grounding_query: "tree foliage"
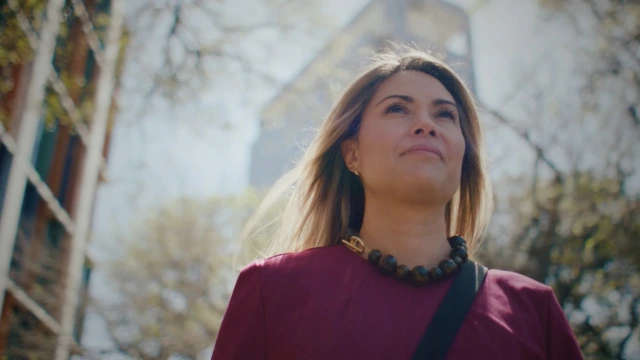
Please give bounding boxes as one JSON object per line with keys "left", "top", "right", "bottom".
{"left": 0, "top": 0, "right": 127, "bottom": 129}
{"left": 478, "top": 172, "right": 639, "bottom": 358}
{"left": 93, "top": 191, "right": 267, "bottom": 359}
{"left": 477, "top": 1, "right": 640, "bottom": 358}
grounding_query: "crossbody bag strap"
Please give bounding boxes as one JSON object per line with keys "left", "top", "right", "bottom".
{"left": 411, "top": 260, "right": 488, "bottom": 360}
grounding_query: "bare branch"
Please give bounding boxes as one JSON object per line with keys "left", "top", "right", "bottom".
{"left": 618, "top": 296, "right": 640, "bottom": 359}
{"left": 583, "top": 0, "right": 640, "bottom": 70}
{"left": 480, "top": 103, "right": 563, "bottom": 178}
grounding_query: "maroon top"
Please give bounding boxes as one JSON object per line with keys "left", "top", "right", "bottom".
{"left": 211, "top": 244, "right": 583, "bottom": 360}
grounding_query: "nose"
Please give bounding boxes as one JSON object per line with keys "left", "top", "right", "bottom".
{"left": 412, "top": 111, "right": 437, "bottom": 137}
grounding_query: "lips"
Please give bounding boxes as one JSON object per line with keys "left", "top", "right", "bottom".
{"left": 403, "top": 143, "right": 444, "bottom": 160}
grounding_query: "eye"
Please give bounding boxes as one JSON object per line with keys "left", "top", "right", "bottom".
{"left": 385, "top": 102, "right": 408, "bottom": 114}
{"left": 437, "top": 109, "right": 457, "bottom": 121}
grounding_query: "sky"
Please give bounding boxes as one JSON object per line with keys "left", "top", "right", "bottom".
{"left": 91, "top": 0, "right": 565, "bottom": 256}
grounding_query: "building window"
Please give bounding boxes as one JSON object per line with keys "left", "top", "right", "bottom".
{"left": 0, "top": 144, "right": 12, "bottom": 214}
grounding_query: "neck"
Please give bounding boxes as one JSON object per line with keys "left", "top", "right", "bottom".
{"left": 357, "top": 196, "right": 450, "bottom": 269}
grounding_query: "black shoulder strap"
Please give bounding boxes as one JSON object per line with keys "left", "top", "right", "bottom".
{"left": 411, "top": 260, "right": 488, "bottom": 360}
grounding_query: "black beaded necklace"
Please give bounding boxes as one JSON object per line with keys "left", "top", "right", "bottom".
{"left": 341, "top": 233, "right": 469, "bottom": 287}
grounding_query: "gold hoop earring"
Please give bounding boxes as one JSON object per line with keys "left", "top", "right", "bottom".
{"left": 354, "top": 170, "right": 360, "bottom": 176}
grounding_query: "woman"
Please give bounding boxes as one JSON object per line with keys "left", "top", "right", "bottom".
{"left": 211, "top": 48, "right": 583, "bottom": 359}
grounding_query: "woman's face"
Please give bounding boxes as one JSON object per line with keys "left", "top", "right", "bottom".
{"left": 344, "top": 70, "right": 466, "bottom": 204}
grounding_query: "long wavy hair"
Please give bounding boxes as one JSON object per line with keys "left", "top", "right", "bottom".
{"left": 243, "top": 47, "right": 493, "bottom": 259}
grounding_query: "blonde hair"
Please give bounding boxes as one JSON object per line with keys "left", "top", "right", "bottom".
{"left": 244, "top": 47, "right": 493, "bottom": 259}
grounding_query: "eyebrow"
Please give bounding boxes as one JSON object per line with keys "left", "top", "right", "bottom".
{"left": 375, "top": 95, "right": 457, "bottom": 108}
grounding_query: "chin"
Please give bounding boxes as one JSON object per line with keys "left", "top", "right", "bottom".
{"left": 400, "top": 175, "right": 446, "bottom": 193}
{"left": 408, "top": 168, "right": 445, "bottom": 185}
{"left": 401, "top": 168, "right": 456, "bottom": 193}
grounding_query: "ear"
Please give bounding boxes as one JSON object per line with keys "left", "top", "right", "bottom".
{"left": 341, "top": 138, "right": 360, "bottom": 172}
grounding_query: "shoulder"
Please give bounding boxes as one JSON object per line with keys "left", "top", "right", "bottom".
{"left": 485, "top": 268, "right": 551, "bottom": 293}
{"left": 238, "top": 244, "right": 352, "bottom": 286}
{"left": 234, "top": 244, "right": 359, "bottom": 315}
{"left": 475, "top": 268, "right": 558, "bottom": 333}
{"left": 482, "top": 268, "right": 556, "bottom": 308}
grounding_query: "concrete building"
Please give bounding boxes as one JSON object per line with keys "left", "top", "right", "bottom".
{"left": 250, "top": 0, "right": 475, "bottom": 188}
{"left": 0, "top": 0, "right": 124, "bottom": 358}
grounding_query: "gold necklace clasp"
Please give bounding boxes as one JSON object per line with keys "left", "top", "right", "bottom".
{"left": 341, "top": 235, "right": 366, "bottom": 255}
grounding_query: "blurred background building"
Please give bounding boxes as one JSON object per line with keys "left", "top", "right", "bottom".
{"left": 0, "top": 0, "right": 124, "bottom": 358}
{"left": 251, "top": 0, "right": 474, "bottom": 187}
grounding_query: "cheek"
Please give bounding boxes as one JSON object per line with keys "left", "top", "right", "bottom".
{"left": 358, "top": 123, "right": 399, "bottom": 165}
{"left": 446, "top": 130, "right": 466, "bottom": 173}
{"left": 453, "top": 134, "right": 466, "bottom": 163}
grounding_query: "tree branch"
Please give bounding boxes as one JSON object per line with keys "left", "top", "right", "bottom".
{"left": 481, "top": 103, "right": 563, "bottom": 178}
{"left": 583, "top": 0, "right": 640, "bottom": 70}
{"left": 618, "top": 295, "right": 640, "bottom": 359}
